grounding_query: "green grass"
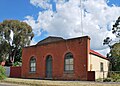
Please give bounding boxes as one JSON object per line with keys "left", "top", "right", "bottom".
{"left": 0, "top": 78, "right": 120, "bottom": 86}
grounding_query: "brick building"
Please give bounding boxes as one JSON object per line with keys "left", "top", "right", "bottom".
{"left": 21, "top": 36, "right": 109, "bottom": 80}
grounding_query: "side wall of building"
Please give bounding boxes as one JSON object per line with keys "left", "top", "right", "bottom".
{"left": 88, "top": 54, "right": 109, "bottom": 79}
{"left": 21, "top": 36, "right": 90, "bottom": 80}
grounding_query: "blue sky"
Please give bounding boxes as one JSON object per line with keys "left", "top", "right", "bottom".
{"left": 0, "top": 0, "right": 56, "bottom": 22}
{"left": 0, "top": 0, "right": 40, "bottom": 22}
{"left": 0, "top": 0, "right": 120, "bottom": 55}
{"left": 0, "top": 0, "right": 55, "bottom": 41}
{"left": 107, "top": 0, "right": 120, "bottom": 6}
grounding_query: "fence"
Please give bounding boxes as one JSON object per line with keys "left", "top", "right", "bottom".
{"left": 4, "top": 66, "right": 21, "bottom": 78}
{"left": 4, "top": 66, "right": 10, "bottom": 77}
{"left": 3, "top": 67, "right": 120, "bottom": 81}
{"left": 87, "top": 71, "right": 95, "bottom": 81}
{"left": 10, "top": 66, "right": 21, "bottom": 78}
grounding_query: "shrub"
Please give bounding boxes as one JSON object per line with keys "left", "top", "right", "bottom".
{"left": 96, "top": 78, "right": 103, "bottom": 82}
{"left": 13, "top": 61, "right": 22, "bottom": 66}
{"left": 116, "top": 79, "right": 120, "bottom": 82}
{"left": 0, "top": 65, "right": 6, "bottom": 80}
{"left": 0, "top": 57, "right": 3, "bottom": 62}
{"left": 103, "top": 78, "right": 112, "bottom": 82}
{"left": 110, "top": 73, "right": 120, "bottom": 82}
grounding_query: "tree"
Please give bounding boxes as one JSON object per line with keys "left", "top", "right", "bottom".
{"left": 0, "top": 20, "right": 34, "bottom": 66}
{"left": 103, "top": 16, "right": 120, "bottom": 71}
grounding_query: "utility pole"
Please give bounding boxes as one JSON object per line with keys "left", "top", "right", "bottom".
{"left": 80, "top": 0, "right": 83, "bottom": 35}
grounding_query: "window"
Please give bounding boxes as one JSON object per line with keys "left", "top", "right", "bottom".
{"left": 100, "top": 62, "right": 104, "bottom": 72}
{"left": 30, "top": 57, "right": 36, "bottom": 72}
{"left": 64, "top": 52, "right": 74, "bottom": 72}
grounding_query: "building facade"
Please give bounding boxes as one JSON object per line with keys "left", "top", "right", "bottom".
{"left": 21, "top": 36, "right": 109, "bottom": 80}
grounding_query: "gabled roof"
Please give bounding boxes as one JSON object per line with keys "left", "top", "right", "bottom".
{"left": 36, "top": 36, "right": 90, "bottom": 46}
{"left": 90, "top": 49, "right": 109, "bottom": 60}
{"left": 37, "top": 36, "right": 65, "bottom": 45}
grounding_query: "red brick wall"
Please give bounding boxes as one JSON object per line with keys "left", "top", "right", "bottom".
{"left": 10, "top": 66, "right": 21, "bottom": 78}
{"left": 21, "top": 36, "right": 90, "bottom": 80}
{"left": 87, "top": 71, "right": 95, "bottom": 81}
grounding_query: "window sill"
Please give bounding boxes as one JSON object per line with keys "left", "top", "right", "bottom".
{"left": 29, "top": 72, "right": 36, "bottom": 74}
{"left": 64, "top": 71, "right": 74, "bottom": 74}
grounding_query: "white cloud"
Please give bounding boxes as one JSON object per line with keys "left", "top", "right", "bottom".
{"left": 24, "top": 16, "right": 41, "bottom": 36}
{"left": 96, "top": 47, "right": 110, "bottom": 57}
{"left": 25, "top": 0, "right": 120, "bottom": 55}
{"left": 30, "top": 0, "right": 51, "bottom": 9}
{"left": 30, "top": 0, "right": 67, "bottom": 9}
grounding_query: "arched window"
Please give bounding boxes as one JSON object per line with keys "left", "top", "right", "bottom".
{"left": 64, "top": 52, "right": 74, "bottom": 72}
{"left": 30, "top": 57, "right": 36, "bottom": 72}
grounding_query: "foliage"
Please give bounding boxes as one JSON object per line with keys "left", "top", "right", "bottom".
{"left": 96, "top": 72, "right": 120, "bottom": 82}
{"left": 103, "top": 16, "right": 120, "bottom": 71}
{"left": 0, "top": 57, "right": 3, "bottom": 62}
{"left": 96, "top": 78, "right": 103, "bottom": 82}
{"left": 109, "top": 43, "right": 120, "bottom": 71}
{"left": 96, "top": 78, "right": 112, "bottom": 82}
{"left": 13, "top": 61, "right": 22, "bottom": 66}
{"left": 103, "top": 78, "right": 112, "bottom": 82}
{"left": 110, "top": 72, "right": 120, "bottom": 82}
{"left": 0, "top": 39, "right": 10, "bottom": 62}
{"left": 0, "top": 20, "right": 34, "bottom": 65}
{"left": 0, "top": 65, "right": 6, "bottom": 80}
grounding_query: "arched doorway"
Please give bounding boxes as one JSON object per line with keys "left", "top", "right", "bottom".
{"left": 46, "top": 55, "right": 52, "bottom": 78}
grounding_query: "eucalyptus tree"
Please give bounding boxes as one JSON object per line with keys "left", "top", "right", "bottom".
{"left": 103, "top": 16, "right": 120, "bottom": 71}
{"left": 0, "top": 20, "right": 34, "bottom": 65}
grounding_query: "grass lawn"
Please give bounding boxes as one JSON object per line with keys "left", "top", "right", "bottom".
{"left": 0, "top": 78, "right": 120, "bottom": 86}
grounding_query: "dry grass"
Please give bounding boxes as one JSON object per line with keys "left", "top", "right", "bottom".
{"left": 0, "top": 78, "right": 120, "bottom": 86}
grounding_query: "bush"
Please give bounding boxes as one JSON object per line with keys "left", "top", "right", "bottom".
{"left": 110, "top": 73, "right": 120, "bottom": 82}
{"left": 96, "top": 78, "right": 103, "bottom": 82}
{"left": 103, "top": 78, "right": 112, "bottom": 82}
{"left": 13, "top": 61, "right": 22, "bottom": 66}
{"left": 116, "top": 79, "right": 120, "bottom": 82}
{"left": 0, "top": 65, "right": 6, "bottom": 80}
{"left": 0, "top": 57, "right": 3, "bottom": 62}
